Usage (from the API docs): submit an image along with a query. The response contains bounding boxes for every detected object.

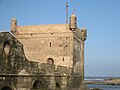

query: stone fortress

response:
[0,9,87,90]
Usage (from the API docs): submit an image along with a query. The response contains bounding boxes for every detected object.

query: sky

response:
[0,0,120,77]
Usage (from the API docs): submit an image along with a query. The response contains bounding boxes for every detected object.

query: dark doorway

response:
[47,58,54,65]
[56,83,61,90]
[33,80,45,90]
[1,86,12,90]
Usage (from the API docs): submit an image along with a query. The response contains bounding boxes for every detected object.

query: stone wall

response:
[0,32,85,90]
[14,24,74,68]
[0,32,27,74]
[0,11,88,89]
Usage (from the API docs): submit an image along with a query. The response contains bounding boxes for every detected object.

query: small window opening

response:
[63,58,64,61]
[56,83,61,89]
[50,42,51,47]
[60,37,62,39]
[51,33,53,35]
[65,45,68,47]
[60,45,62,47]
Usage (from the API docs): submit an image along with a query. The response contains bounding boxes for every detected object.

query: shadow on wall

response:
[1,86,12,90]
[33,80,46,90]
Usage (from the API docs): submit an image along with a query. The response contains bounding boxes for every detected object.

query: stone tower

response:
[0,13,87,90]
[69,13,77,31]
[11,18,17,34]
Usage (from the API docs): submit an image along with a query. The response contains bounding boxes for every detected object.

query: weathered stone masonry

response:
[0,14,87,90]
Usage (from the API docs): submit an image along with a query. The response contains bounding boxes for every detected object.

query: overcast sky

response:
[0,0,120,77]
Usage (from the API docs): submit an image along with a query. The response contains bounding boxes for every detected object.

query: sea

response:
[85,77,120,90]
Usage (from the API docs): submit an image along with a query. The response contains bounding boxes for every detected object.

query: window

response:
[47,58,54,65]
[50,42,51,47]
[59,37,62,39]
[4,41,10,55]
[51,33,53,35]
[63,58,65,61]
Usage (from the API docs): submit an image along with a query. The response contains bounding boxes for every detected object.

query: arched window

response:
[47,58,54,65]
[3,41,10,55]
[33,80,45,89]
[1,86,12,90]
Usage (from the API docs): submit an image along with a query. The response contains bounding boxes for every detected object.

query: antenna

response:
[66,2,69,24]
[73,6,76,14]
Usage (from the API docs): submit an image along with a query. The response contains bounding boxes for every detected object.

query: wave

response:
[84,76,120,81]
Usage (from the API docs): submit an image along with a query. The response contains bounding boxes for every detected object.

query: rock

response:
[90,88,103,90]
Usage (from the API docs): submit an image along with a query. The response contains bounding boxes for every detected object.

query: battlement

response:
[16,24,70,34]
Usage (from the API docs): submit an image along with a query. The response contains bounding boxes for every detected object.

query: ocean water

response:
[86,84,120,90]
[85,77,120,90]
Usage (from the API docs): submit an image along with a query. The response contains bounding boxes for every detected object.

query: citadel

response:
[0,5,87,90]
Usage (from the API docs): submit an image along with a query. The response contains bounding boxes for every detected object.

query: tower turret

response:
[81,27,87,41]
[11,18,17,34]
[69,14,77,31]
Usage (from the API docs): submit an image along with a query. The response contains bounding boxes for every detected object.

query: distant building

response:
[0,13,87,90]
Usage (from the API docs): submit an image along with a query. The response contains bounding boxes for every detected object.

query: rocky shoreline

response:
[84,78,120,85]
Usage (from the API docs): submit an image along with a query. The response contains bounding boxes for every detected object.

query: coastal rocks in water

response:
[85,78,120,85]
[104,78,120,85]
[90,88,103,90]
